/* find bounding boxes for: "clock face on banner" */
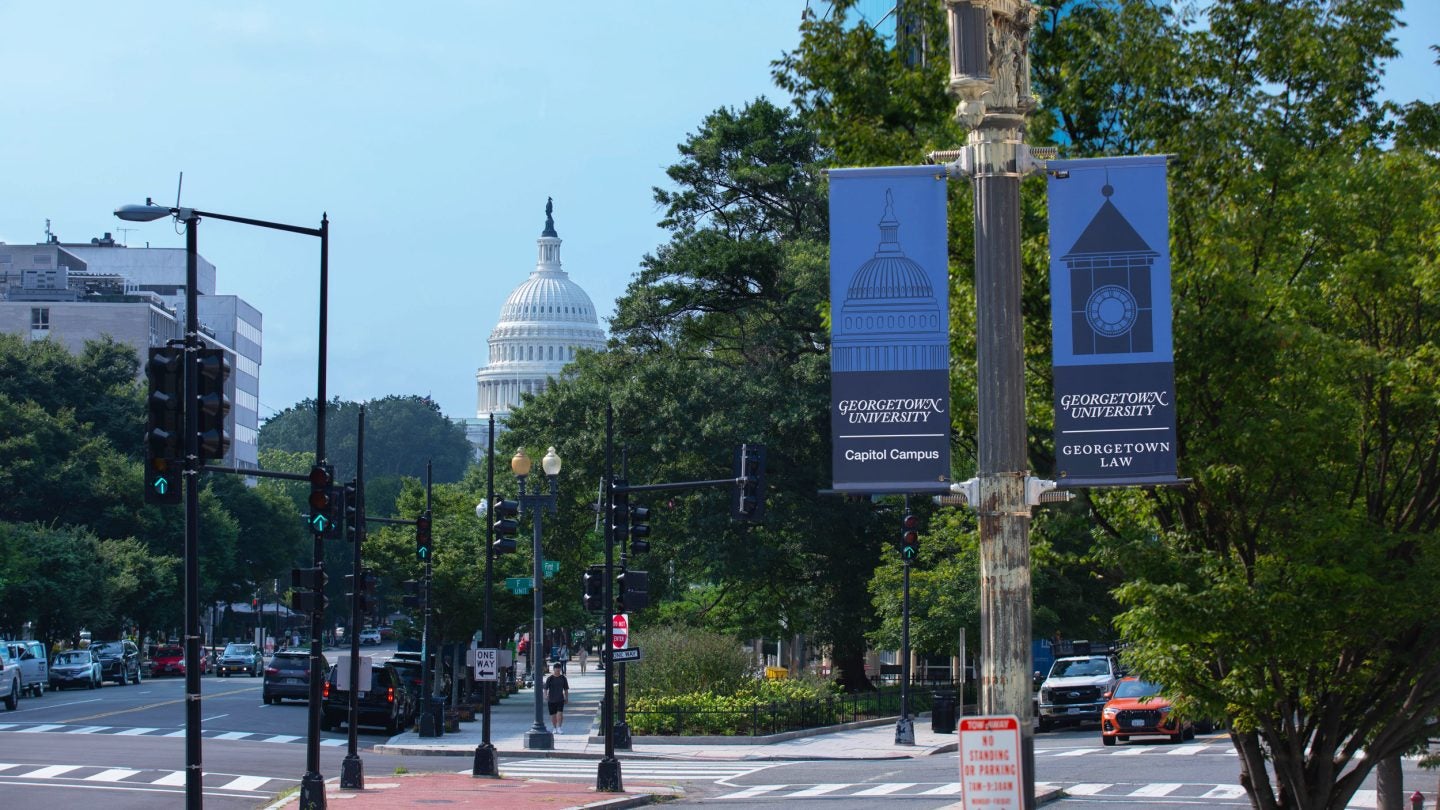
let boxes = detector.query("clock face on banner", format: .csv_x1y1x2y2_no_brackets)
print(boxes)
611,614,629,649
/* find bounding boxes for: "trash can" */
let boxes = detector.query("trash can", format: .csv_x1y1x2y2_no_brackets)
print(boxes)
932,690,957,734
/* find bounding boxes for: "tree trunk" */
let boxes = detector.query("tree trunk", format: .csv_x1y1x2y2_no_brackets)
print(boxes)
1375,755,1403,810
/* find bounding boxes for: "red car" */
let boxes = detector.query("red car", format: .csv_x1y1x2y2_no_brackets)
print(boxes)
149,645,209,677
1100,677,1193,745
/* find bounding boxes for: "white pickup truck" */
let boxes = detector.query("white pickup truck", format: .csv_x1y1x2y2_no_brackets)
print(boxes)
4,640,48,697
1036,654,1121,731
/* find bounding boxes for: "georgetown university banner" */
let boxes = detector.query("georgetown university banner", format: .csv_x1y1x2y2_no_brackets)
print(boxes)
829,166,951,493
1047,156,1180,485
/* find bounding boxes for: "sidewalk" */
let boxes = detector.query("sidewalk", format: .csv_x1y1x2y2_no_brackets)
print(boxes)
268,667,1060,808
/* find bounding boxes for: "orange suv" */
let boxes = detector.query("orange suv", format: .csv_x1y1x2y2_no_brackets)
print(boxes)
1100,677,1193,745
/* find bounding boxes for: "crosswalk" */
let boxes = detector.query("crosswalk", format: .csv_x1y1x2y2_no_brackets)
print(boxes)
713,781,1381,806
0,762,296,796
0,721,348,746
478,758,784,782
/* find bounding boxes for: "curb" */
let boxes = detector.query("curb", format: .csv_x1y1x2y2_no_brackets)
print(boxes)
373,743,954,761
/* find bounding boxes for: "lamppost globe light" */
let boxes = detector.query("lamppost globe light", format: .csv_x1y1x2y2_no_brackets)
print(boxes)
542,446,561,476
476,500,489,519
114,203,173,222
511,449,532,477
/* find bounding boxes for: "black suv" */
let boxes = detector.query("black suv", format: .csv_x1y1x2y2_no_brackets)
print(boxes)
91,640,141,686
320,662,413,735
262,650,311,704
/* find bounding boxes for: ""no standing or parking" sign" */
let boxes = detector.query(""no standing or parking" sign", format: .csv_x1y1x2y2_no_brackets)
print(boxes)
958,715,1023,808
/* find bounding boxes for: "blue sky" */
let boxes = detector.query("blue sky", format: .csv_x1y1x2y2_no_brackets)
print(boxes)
1,2,1434,423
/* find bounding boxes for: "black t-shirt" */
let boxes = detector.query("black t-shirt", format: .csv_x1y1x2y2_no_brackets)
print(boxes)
544,673,569,702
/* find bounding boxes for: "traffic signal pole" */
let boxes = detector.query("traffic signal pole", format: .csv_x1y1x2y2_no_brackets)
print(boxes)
597,406,622,792
341,407,366,789
302,212,331,810
181,213,203,810
472,414,499,777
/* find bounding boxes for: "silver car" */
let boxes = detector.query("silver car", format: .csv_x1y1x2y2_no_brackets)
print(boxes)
217,643,261,677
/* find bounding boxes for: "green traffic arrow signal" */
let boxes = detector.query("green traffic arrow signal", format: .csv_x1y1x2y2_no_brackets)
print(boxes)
153,477,168,495
417,546,428,560
311,514,330,531
902,546,916,559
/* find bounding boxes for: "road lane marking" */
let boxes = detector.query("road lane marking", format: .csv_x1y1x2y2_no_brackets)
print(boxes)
59,687,257,723
15,765,84,778
1066,783,1113,795
1168,744,1210,755
1112,746,1151,755
1202,786,1248,799
217,775,270,791
151,771,187,786
163,729,187,737
4,698,102,714
202,714,229,722
920,783,963,795
787,784,849,797
65,726,111,734
853,783,916,795
114,727,160,735
716,785,786,799
86,769,142,782
213,731,252,740
260,735,301,743
1129,783,1183,797
17,725,63,733
1056,748,1098,756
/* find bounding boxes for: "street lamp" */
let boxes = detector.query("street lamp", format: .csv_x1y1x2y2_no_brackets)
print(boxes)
513,445,561,750
116,198,331,810
941,1,1040,807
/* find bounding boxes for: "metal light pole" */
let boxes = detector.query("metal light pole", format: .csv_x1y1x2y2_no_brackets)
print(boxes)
897,496,914,746
115,201,329,810
472,414,499,776
419,463,440,737
943,2,1039,807
514,447,561,750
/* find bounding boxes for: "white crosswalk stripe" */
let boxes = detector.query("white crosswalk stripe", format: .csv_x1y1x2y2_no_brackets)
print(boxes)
492,759,779,782
85,768,141,782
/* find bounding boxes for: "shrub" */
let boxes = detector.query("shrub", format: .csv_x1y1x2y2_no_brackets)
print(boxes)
626,625,755,698
627,674,846,735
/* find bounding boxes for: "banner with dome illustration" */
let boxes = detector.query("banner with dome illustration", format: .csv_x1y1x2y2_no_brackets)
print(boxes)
1047,156,1180,486
828,166,951,494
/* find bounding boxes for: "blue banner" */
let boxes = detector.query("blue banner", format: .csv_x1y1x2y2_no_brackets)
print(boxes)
1048,156,1180,485
829,166,951,493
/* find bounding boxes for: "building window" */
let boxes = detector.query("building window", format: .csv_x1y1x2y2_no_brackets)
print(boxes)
30,307,49,331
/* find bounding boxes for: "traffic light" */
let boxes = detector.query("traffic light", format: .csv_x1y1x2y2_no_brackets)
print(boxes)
308,465,337,536
347,567,377,614
628,505,651,555
415,510,433,561
193,348,231,463
731,443,766,521
402,579,421,608
901,512,920,561
582,564,605,613
342,481,360,541
617,568,649,611
291,566,328,613
144,346,184,505
491,499,519,554
610,479,629,545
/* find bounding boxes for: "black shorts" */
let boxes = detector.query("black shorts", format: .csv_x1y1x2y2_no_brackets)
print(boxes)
547,701,565,715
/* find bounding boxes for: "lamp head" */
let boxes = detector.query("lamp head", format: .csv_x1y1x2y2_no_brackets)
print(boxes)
542,446,561,476
510,449,532,477
114,203,173,222
475,500,489,519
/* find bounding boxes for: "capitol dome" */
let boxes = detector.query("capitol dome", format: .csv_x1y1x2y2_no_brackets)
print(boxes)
476,199,607,423
832,189,945,372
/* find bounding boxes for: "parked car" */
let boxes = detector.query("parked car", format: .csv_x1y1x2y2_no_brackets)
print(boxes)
150,644,209,676
389,651,450,705
0,644,20,709
358,627,381,645
263,650,312,704
4,640,49,697
217,643,262,677
320,661,413,735
49,648,103,690
1100,677,1194,745
91,639,142,685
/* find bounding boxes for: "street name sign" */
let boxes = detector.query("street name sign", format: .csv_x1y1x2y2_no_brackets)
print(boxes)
611,647,641,663
958,715,1023,809
474,647,499,682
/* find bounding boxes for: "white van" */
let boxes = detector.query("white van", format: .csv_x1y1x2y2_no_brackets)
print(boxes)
4,640,48,697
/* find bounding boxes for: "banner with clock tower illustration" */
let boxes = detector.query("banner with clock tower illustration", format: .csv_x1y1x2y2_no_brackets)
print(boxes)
1048,156,1181,486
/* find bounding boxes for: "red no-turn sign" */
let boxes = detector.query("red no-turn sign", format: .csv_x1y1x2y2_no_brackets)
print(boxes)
612,614,629,649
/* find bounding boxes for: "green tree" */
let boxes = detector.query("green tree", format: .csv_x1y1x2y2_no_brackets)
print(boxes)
0,523,110,646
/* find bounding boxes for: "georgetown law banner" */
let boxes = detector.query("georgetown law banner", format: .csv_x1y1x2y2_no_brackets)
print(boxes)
1048,156,1180,485
829,165,951,493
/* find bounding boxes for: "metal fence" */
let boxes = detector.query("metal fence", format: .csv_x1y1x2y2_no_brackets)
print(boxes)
627,683,963,737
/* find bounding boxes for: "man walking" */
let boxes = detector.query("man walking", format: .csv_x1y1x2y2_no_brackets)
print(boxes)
544,662,569,734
